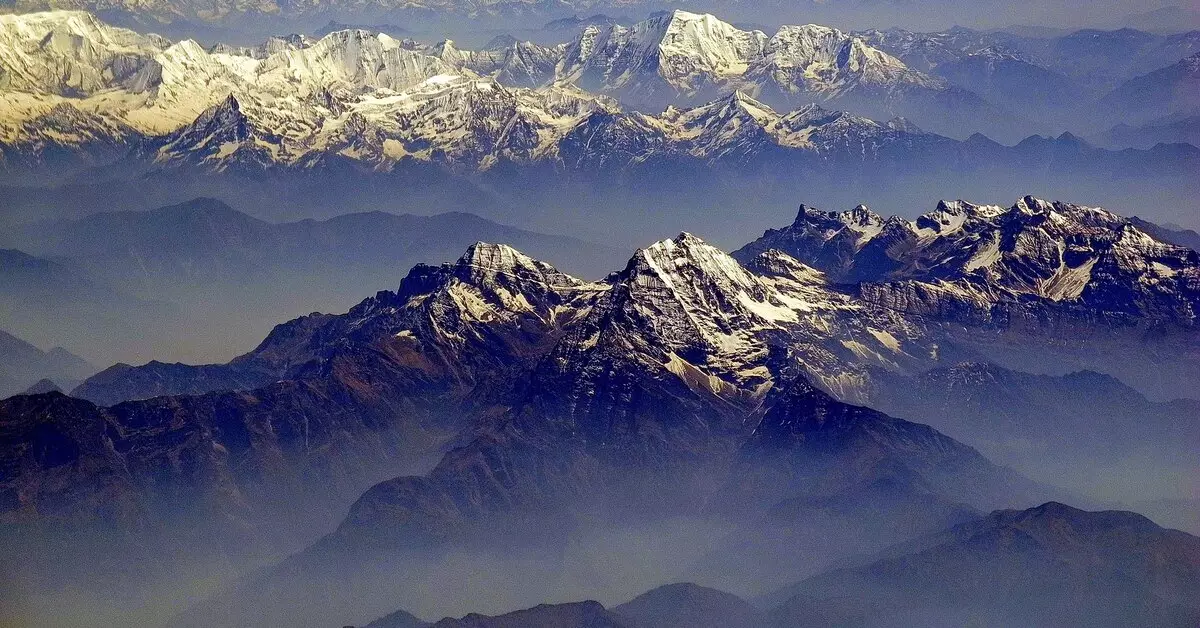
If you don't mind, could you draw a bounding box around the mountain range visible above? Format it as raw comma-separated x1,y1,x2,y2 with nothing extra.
1,4,1197,627
5,0,1200,34
0,198,620,365
3,194,1199,627
2,9,1198,167
734,196,1200,320
344,503,1200,628
868,362,1200,514
3,10,1196,144
768,502,1200,627
0,329,92,398
8,197,619,291
0,246,178,367
0,236,1041,625
2,10,1199,250
1100,52,1200,126
734,196,1200,400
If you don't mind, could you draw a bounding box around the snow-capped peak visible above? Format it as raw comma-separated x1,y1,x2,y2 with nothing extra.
254,29,462,95
456,241,576,284
608,233,809,356
388,243,606,336
0,10,953,172
558,9,766,93
0,10,155,50
557,9,933,104
652,10,768,79
634,232,764,293
0,10,164,96
553,230,925,402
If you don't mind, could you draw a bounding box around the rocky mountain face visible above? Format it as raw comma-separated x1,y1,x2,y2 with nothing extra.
3,197,620,369
0,198,619,369
72,195,1200,411
80,233,932,406
71,239,609,402
736,196,1200,327
735,196,1200,399
1130,215,1200,252
769,502,1200,628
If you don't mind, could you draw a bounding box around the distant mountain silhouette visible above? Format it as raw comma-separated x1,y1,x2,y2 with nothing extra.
768,502,1200,627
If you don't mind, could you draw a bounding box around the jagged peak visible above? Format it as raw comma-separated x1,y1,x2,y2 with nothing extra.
612,9,768,71
163,38,207,55
450,242,588,290
784,196,1159,243
458,241,540,273
842,203,881,224
315,27,391,46
775,22,847,39
788,102,834,118
697,90,778,121
432,38,467,64
791,202,883,230
33,101,94,123
726,89,773,111
914,200,1001,233
768,22,901,67
602,232,813,365
777,103,876,132
662,90,775,126
646,231,718,254
1011,195,1056,215
1005,196,1129,229
391,242,591,320
629,232,761,293
190,93,246,124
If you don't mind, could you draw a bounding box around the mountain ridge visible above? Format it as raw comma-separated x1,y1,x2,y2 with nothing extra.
3,199,1197,626
767,501,1200,627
